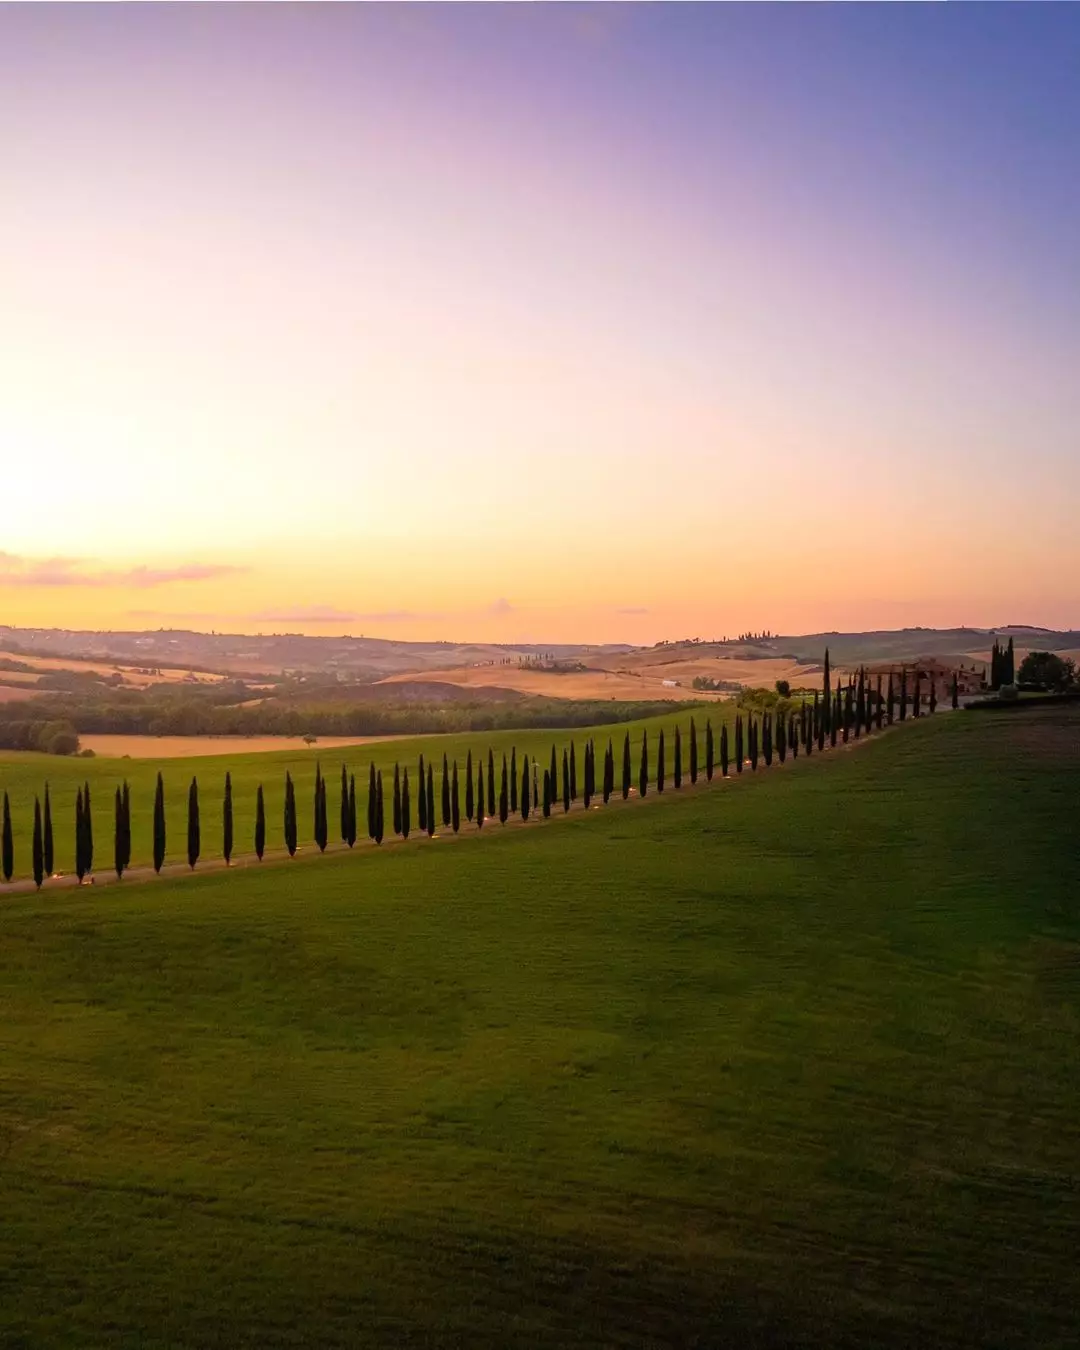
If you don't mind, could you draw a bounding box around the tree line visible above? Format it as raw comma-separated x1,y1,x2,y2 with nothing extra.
0,651,952,889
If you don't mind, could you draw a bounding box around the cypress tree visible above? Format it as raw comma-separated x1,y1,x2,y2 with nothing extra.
549,745,557,807
763,713,773,767
255,783,266,860
562,748,570,812
32,796,43,889
521,756,530,820
583,743,592,810
375,771,385,844
510,748,518,813
151,772,166,872
426,764,435,837
622,732,632,799
487,749,495,818
822,647,832,733
348,773,357,847
951,672,959,710
788,713,797,759
314,762,322,846
465,751,474,822
657,729,665,794
120,780,131,873
340,764,350,843
223,771,234,865
476,764,484,829
284,771,297,856
114,786,125,879
777,712,787,763
368,763,378,839
187,777,201,870
75,788,85,882
639,731,649,798
451,762,460,833
418,756,428,834
929,677,937,714
318,774,328,851
720,723,730,778
855,669,866,739
499,754,509,823
83,783,94,876
43,784,54,878
542,769,551,818
442,753,451,827
674,726,682,788
734,715,743,773
913,674,922,719
899,669,908,721
886,674,895,725
402,769,411,839
393,764,402,836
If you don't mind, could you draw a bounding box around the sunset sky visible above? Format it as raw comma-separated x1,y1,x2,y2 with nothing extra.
2,4,1078,643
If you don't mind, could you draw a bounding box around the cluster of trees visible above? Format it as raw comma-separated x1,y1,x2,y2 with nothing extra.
2,649,960,890
1016,650,1077,692
0,717,81,755
989,637,1016,690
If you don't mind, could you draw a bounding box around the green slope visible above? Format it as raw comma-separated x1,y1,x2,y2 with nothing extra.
1,708,1078,1347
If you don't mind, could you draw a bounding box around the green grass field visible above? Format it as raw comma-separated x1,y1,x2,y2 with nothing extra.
0,707,722,881
1,707,1078,1347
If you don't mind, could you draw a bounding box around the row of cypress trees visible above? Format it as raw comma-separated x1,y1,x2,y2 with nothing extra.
3,651,953,887
989,637,1016,690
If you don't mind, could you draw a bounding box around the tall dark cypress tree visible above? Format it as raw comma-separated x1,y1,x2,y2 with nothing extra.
542,769,551,818
899,669,908,722
476,764,484,829
75,788,85,882
499,754,509,823
284,771,297,856
674,726,683,788
763,713,773,767
720,723,730,778
441,754,451,827
121,780,131,873
426,764,435,837
822,647,832,733
319,774,329,851
367,763,377,839
375,771,385,844
705,720,714,781
465,751,474,822
348,773,357,847
223,771,234,865
152,772,166,873
32,796,43,889
855,669,866,739
788,713,797,759
43,784,54,878
487,749,495,818
951,672,959,710
639,731,649,798
254,784,266,860
418,756,428,834
393,764,402,836
401,769,411,839
929,677,937,714
777,712,787,763
114,786,125,879
313,762,322,846
657,730,665,793
734,716,743,773
340,764,350,843
451,762,460,833
83,783,94,877
622,732,632,799
583,743,592,810
569,742,577,802
187,777,201,870
913,674,922,719
510,748,518,813
521,756,530,820
886,674,895,725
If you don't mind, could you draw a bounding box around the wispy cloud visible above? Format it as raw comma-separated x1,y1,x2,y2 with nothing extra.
0,554,243,588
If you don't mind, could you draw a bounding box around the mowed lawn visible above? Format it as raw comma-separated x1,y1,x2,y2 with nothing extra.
1,709,1078,1348
0,707,721,881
